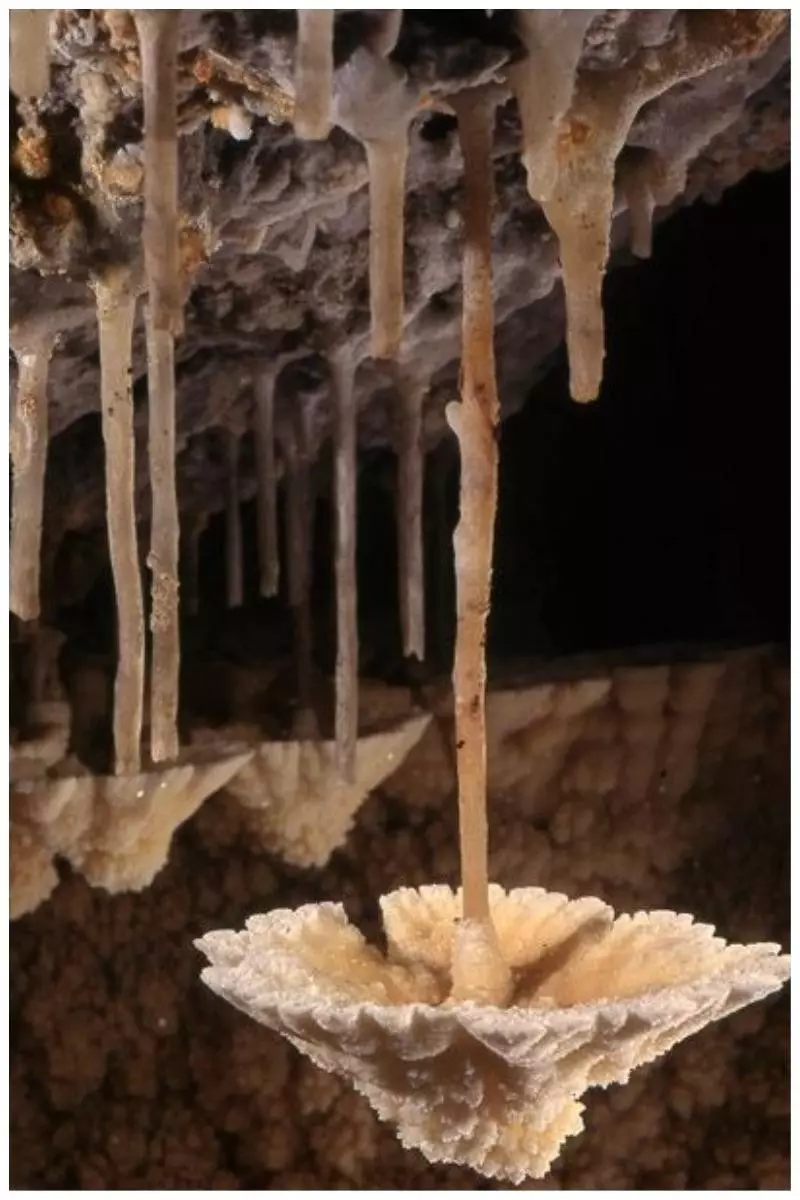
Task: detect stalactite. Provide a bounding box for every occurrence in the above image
[508,11,599,204]
[335,51,419,359]
[10,10,52,98]
[280,408,316,737]
[182,512,208,619]
[330,351,359,782]
[294,10,334,140]
[225,431,244,611]
[367,10,403,58]
[134,10,182,762]
[253,354,305,599]
[446,88,510,1005]
[392,366,425,662]
[617,154,658,260]
[535,9,787,403]
[10,326,56,623]
[94,269,146,776]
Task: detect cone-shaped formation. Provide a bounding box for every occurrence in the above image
[334,50,419,359]
[134,10,182,762]
[225,429,244,610]
[221,714,431,868]
[94,269,146,775]
[10,747,253,915]
[197,883,790,1184]
[10,327,57,623]
[521,9,788,402]
[294,10,334,140]
[10,10,52,98]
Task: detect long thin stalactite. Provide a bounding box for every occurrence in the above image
[95,269,146,776]
[134,10,182,762]
[331,351,359,782]
[10,327,56,624]
[446,89,511,1004]
[294,10,334,140]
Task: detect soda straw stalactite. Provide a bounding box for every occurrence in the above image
[10,324,57,623]
[446,88,511,1005]
[134,10,182,762]
[330,350,359,782]
[393,366,425,661]
[94,268,146,775]
[225,430,244,611]
[10,10,52,98]
[294,10,334,140]
[280,407,317,736]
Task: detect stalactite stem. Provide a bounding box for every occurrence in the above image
[365,134,409,360]
[145,319,180,763]
[10,10,52,98]
[331,353,359,781]
[225,431,244,610]
[394,369,425,661]
[448,91,499,925]
[294,10,334,140]
[254,372,280,598]
[135,10,182,763]
[10,333,55,623]
[95,270,146,776]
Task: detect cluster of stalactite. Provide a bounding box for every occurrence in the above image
[9,13,788,924]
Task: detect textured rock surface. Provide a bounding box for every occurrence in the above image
[10,644,789,1187]
[9,10,790,609]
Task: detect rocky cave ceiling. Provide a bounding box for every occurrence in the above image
[9,9,790,568]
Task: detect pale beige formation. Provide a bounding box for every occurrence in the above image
[510,10,788,401]
[94,268,146,776]
[133,10,182,763]
[293,10,334,140]
[220,715,432,868]
[10,749,252,914]
[198,883,789,1183]
[10,10,53,98]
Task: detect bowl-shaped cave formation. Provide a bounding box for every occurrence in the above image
[9,9,790,1190]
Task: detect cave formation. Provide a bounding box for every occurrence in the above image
[9,9,790,1191]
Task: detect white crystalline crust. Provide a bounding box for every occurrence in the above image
[223,714,431,868]
[197,883,790,1183]
[10,748,252,913]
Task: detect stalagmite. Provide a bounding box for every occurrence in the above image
[330,350,359,782]
[293,10,334,140]
[392,366,425,662]
[508,11,599,204]
[445,87,510,1004]
[10,10,52,98]
[280,408,316,734]
[335,50,419,359]
[134,10,182,762]
[94,269,146,776]
[533,9,788,402]
[10,325,56,623]
[225,431,244,611]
